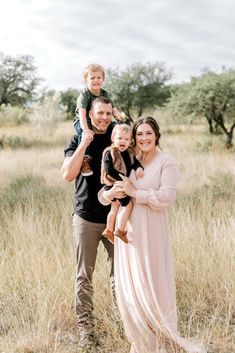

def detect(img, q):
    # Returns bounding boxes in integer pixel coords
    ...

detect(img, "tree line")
[0,51,235,147]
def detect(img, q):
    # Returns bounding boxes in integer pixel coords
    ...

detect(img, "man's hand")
[62,131,94,182]
[80,130,94,148]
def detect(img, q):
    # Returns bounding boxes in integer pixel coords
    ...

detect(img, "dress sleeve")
[135,156,180,211]
[98,186,112,206]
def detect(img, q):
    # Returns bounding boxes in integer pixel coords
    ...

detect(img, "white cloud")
[1,0,235,90]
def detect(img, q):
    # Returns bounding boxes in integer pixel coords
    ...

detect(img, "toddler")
[101,123,144,243]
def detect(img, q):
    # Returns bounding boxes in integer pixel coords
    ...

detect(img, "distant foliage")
[29,92,67,136]
[167,68,235,147]
[0,134,29,149]
[105,62,172,121]
[0,104,29,126]
[60,88,80,119]
[0,52,41,106]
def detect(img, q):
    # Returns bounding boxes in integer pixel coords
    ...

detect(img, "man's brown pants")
[73,214,115,333]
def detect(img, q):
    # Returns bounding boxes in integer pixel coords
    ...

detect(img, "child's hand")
[117,112,127,122]
[135,167,144,179]
[115,112,126,122]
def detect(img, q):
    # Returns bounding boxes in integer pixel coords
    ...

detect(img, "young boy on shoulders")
[74,63,125,176]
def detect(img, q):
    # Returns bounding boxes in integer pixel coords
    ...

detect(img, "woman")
[99,116,205,353]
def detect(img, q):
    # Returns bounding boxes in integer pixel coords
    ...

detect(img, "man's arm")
[61,131,93,182]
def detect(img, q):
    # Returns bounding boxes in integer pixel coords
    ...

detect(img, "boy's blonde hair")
[111,123,133,141]
[83,64,105,81]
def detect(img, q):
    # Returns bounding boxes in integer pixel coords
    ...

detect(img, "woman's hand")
[115,175,137,198]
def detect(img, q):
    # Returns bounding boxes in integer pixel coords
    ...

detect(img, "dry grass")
[0,119,234,353]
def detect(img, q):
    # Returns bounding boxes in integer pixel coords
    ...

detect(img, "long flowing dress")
[113,152,206,353]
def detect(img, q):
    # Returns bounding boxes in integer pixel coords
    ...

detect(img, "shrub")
[0,134,30,149]
[0,104,29,126]
[29,92,67,136]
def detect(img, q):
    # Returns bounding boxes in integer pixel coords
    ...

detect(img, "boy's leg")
[74,120,93,176]
[77,118,92,157]
[74,120,83,142]
[87,117,92,130]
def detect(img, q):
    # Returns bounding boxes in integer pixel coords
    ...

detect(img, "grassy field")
[0,118,234,353]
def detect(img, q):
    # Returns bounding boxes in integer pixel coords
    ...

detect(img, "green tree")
[60,88,80,119]
[0,52,41,106]
[168,69,235,147]
[105,62,172,121]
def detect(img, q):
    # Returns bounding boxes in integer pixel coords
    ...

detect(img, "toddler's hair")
[83,64,105,81]
[111,123,133,141]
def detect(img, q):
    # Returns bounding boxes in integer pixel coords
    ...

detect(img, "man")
[62,96,117,349]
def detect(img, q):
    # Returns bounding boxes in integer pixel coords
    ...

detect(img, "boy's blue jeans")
[74,118,93,152]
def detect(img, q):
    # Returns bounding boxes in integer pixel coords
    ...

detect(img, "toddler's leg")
[102,201,119,243]
[114,199,133,243]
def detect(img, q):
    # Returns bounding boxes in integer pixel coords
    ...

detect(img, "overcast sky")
[1,0,235,91]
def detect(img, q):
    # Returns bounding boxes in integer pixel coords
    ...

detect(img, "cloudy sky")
[1,0,235,91]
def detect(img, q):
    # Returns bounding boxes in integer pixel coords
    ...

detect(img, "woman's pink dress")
[114,152,205,353]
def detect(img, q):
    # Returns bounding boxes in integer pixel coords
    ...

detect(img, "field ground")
[0,118,234,353]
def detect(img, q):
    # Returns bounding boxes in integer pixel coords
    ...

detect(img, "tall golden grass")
[0,119,234,353]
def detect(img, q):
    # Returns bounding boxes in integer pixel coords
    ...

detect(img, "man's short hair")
[91,96,112,109]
